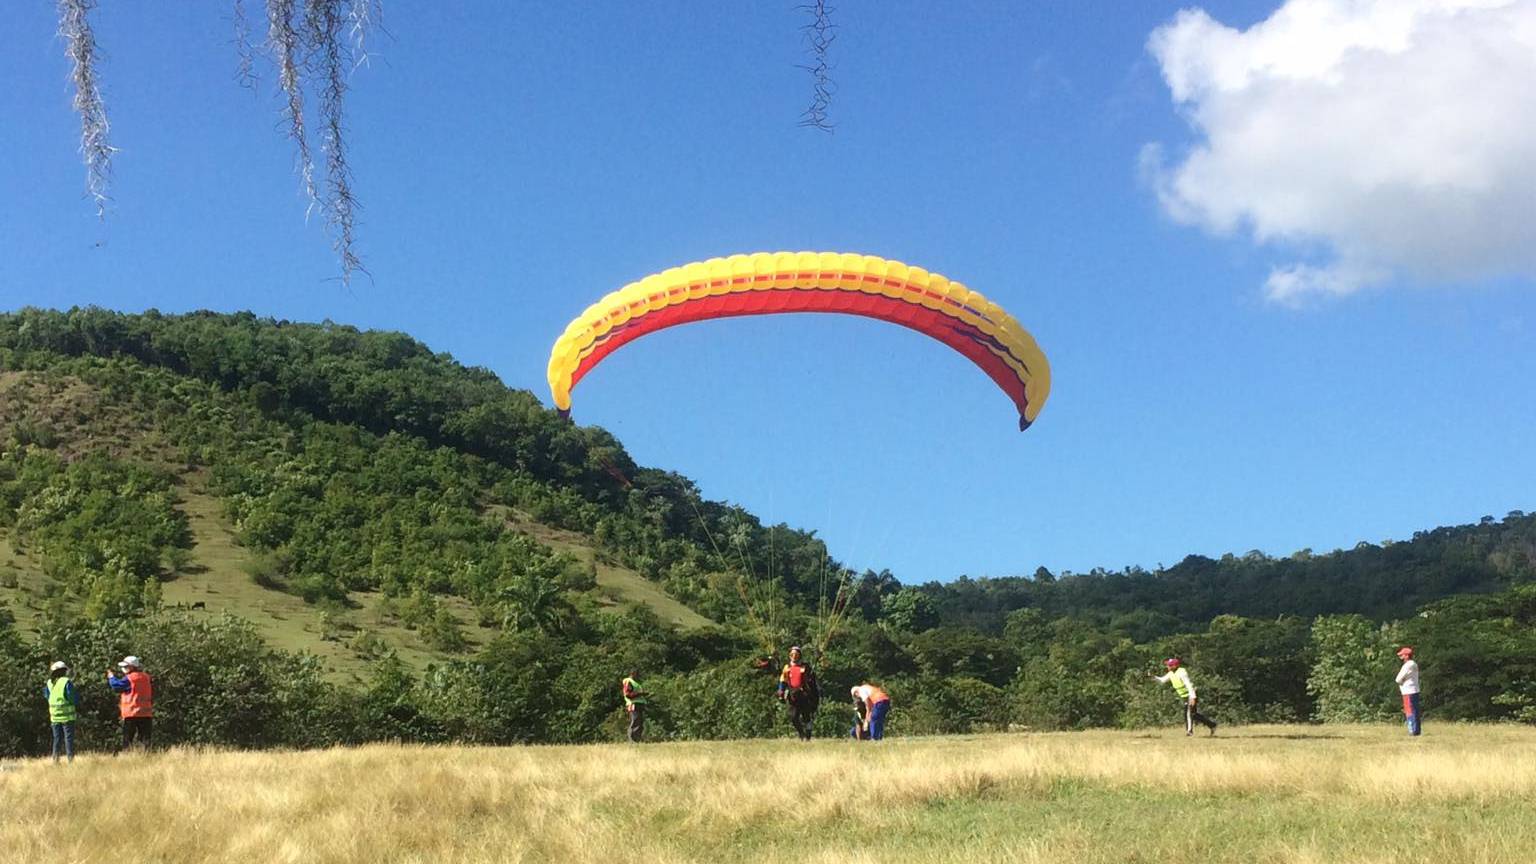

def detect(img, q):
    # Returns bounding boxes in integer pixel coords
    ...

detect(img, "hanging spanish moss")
[51,4,830,281]
[53,0,379,283]
[305,0,363,282]
[346,0,384,64]
[57,0,115,218]
[266,0,317,216]
[233,0,259,90]
[797,0,836,132]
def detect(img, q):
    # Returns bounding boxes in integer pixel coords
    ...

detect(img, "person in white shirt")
[1150,657,1217,736]
[1395,646,1421,736]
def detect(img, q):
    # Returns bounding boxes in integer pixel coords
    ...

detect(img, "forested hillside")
[1,307,1533,756]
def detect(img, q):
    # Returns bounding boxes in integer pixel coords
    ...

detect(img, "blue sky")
[4,2,1533,583]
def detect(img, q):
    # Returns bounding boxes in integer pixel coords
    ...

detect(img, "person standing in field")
[778,645,819,741]
[1150,657,1217,736]
[621,671,648,743]
[106,655,154,752]
[45,661,80,764]
[1395,646,1421,736]
[850,683,891,740]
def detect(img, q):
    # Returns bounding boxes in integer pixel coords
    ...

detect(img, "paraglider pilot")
[778,646,819,740]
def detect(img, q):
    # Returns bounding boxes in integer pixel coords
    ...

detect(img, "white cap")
[50,661,68,672]
[120,655,142,669]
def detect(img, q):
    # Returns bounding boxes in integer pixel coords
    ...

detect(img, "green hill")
[0,363,709,680]
[1,307,1534,757]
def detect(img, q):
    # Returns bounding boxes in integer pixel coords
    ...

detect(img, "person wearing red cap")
[1150,657,1217,736]
[1395,647,1421,736]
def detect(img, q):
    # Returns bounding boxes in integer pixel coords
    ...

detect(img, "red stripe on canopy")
[569,288,1034,428]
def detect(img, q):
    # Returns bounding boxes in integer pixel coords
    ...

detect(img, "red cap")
[1397,647,1414,659]
[1164,658,1181,669]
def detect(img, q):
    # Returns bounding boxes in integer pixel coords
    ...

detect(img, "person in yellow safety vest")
[777,646,819,740]
[621,671,648,743]
[45,661,80,764]
[106,655,154,752]
[1150,657,1217,736]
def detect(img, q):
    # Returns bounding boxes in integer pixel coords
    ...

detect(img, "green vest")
[48,677,78,724]
[1167,669,1191,699]
[622,677,647,707]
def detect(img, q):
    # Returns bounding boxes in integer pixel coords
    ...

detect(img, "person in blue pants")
[45,661,80,764]
[1395,647,1422,736]
[850,683,891,740]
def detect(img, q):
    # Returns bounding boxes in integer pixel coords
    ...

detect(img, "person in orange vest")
[850,683,891,740]
[777,646,819,740]
[106,655,154,752]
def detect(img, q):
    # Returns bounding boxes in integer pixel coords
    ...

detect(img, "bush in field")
[358,655,445,744]
[1188,614,1314,720]
[1307,614,1400,723]
[1400,584,1536,721]
[0,614,45,757]
[899,676,1010,735]
[650,661,783,741]
[1009,618,1138,730]
[421,608,468,653]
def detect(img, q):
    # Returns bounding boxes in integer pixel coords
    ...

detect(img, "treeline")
[4,582,1535,756]
[905,512,1535,638]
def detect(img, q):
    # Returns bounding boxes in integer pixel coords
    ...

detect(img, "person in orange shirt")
[850,683,891,740]
[106,655,154,752]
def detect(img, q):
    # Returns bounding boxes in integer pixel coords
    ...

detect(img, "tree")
[848,568,900,622]
[881,588,938,633]
[908,627,1018,687]
[1191,614,1313,721]
[1010,618,1137,730]
[497,559,569,634]
[1400,585,1536,721]
[1306,615,1398,722]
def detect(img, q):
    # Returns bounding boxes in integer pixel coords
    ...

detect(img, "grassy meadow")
[6,723,1535,864]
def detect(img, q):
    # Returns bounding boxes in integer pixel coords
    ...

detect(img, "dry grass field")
[5,723,1535,864]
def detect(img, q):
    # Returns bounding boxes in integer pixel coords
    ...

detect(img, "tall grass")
[5,724,1535,863]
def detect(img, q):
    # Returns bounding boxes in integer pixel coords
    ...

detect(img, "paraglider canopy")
[547,251,1051,430]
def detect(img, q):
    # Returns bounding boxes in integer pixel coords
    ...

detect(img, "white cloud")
[1145,0,1536,304]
